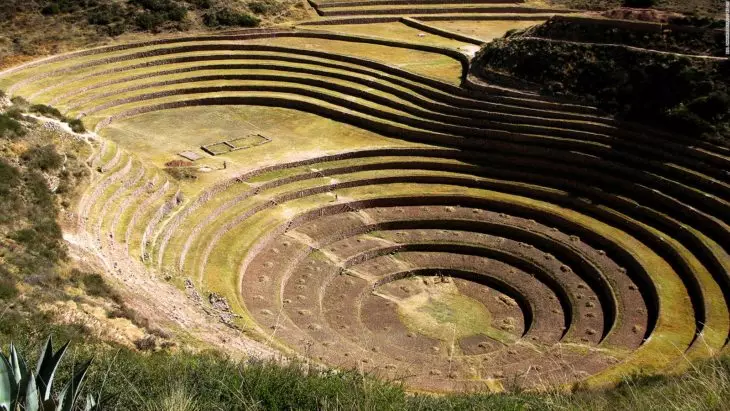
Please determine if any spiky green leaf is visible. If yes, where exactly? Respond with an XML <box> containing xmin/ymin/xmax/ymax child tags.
<box><xmin>25</xmin><ymin>370</ymin><xmax>40</xmax><ymax>411</ymax></box>
<box><xmin>0</xmin><ymin>352</ymin><xmax>18</xmax><ymax>411</ymax></box>
<box><xmin>36</xmin><ymin>337</ymin><xmax>70</xmax><ymax>401</ymax></box>
<box><xmin>9</xmin><ymin>343</ymin><xmax>30</xmax><ymax>398</ymax></box>
<box><xmin>56</xmin><ymin>360</ymin><xmax>92</xmax><ymax>411</ymax></box>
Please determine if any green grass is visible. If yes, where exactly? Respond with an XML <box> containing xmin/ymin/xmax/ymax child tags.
<box><xmin>394</xmin><ymin>278</ymin><xmax>518</xmax><ymax>345</ymax></box>
<box><xmin>423</xmin><ymin>19</ymin><xmax>546</xmax><ymax>42</ymax></box>
<box><xmin>300</xmin><ymin>21</ymin><xmax>470</xmax><ymax>49</ymax></box>
<box><xmin>2</xmin><ymin>316</ymin><xmax>730</xmax><ymax>410</ymax></box>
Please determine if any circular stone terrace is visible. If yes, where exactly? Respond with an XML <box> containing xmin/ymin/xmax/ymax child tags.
<box><xmin>1</xmin><ymin>1</ymin><xmax>729</xmax><ymax>392</ymax></box>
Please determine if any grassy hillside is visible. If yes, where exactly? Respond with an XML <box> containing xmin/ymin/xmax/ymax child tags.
<box><xmin>548</xmin><ymin>0</ymin><xmax>723</xmax><ymax>17</ymax></box>
<box><xmin>0</xmin><ymin>0</ymin><xmax>311</xmax><ymax>68</ymax></box>
<box><xmin>476</xmin><ymin>19</ymin><xmax>729</xmax><ymax>147</ymax></box>
<box><xmin>3</xmin><ymin>324</ymin><xmax>730</xmax><ymax>410</ymax></box>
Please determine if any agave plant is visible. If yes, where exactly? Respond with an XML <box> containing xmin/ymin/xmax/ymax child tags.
<box><xmin>0</xmin><ymin>337</ymin><xmax>101</xmax><ymax>411</ymax></box>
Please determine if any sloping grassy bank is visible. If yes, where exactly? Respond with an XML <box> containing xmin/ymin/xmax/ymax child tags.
<box><xmin>3</xmin><ymin>321</ymin><xmax>729</xmax><ymax>411</ymax></box>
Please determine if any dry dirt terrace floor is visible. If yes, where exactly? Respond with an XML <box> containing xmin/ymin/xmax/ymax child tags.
<box><xmin>2</xmin><ymin>3</ymin><xmax>729</xmax><ymax>393</ymax></box>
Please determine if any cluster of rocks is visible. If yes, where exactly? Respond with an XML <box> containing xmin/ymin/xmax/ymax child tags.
<box><xmin>184</xmin><ymin>278</ymin><xmax>240</xmax><ymax>329</ymax></box>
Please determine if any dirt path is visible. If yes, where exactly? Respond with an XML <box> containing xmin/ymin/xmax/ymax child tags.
<box><xmin>63</xmin><ymin>227</ymin><xmax>279</xmax><ymax>360</ymax></box>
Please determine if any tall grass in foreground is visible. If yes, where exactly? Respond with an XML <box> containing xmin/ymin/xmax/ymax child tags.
<box><xmin>2</xmin><ymin>325</ymin><xmax>729</xmax><ymax>410</ymax></box>
<box><xmin>44</xmin><ymin>350</ymin><xmax>730</xmax><ymax>410</ymax></box>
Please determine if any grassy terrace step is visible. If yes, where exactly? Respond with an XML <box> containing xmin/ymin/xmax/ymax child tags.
<box><xmin>331</xmin><ymin>218</ymin><xmax>638</xmax><ymax>344</ymax></box>
<box><xmin>128</xmin><ymin>131</ymin><xmax>724</xmax><ymax>292</ymax></box>
<box><xmin>317</xmin><ymin>5</ymin><xmax>573</xmax><ymax>18</ymax></box>
<box><xmin>98</xmin><ymin>162</ymin><xmax>146</xmax><ymax>241</ymax></box>
<box><xmin>2</xmin><ymin>31</ymin><xmax>469</xmax><ymax>90</ymax></box>
<box><xmin>155</xmin><ymin>156</ymin><xmax>472</xmax><ymax>268</ymax></box>
<box><xmin>5</xmin><ymin>43</ymin><xmax>704</xmax><ymax>167</ymax></box>
<box><xmin>333</xmin><ymin>234</ymin><xmax>603</xmax><ymax>344</ymax></box>
<box><xmin>47</xmin><ymin>59</ymin><xmax>612</xmax><ymax>132</ymax></box>
<box><xmin>148</xmin><ymin>154</ymin><xmax>727</xmax><ymax>347</ymax></box>
<box><xmin>63</xmin><ymin>72</ymin><xmax>730</xmax><ymax>177</ymax></box>
<box><xmin>2</xmin><ymin>34</ymin><xmax>602</xmax><ymax>116</ymax></box>
<box><xmin>86</xmin><ymin>157</ymin><xmax>142</xmax><ymax>239</ymax></box>
<box><xmin>299</xmin><ymin>20</ymin><xmax>475</xmax><ymax>47</ymax></box>
<box><xmin>110</xmin><ymin>167</ymin><xmax>158</xmax><ymax>239</ymax></box>
<box><xmin>33</xmin><ymin>54</ymin><xmax>607</xmax><ymax>127</ymax></box>
<box><xmin>68</xmin><ymin>80</ymin><xmax>626</xmax><ymax>149</ymax></box>
<box><xmin>300</xmin><ymin>14</ymin><xmax>563</xmax><ymax>26</ymax></box>
<box><xmin>76</xmin><ymin>89</ymin><xmax>730</xmax><ymax>193</ymax></box>
<box><xmin>77</xmin><ymin>148</ymin><xmax>129</xmax><ymax>225</ymax></box>
<box><xmin>125</xmin><ymin>179</ymin><xmax>174</xmax><ymax>257</ymax></box>
<box><xmin>81</xmin><ymin>95</ymin><xmax>728</xmax><ymax>304</ymax></box>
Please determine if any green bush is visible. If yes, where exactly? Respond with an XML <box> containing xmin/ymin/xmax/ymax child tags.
<box><xmin>41</xmin><ymin>0</ymin><xmax>96</xmax><ymax>16</ymax></box>
<box><xmin>189</xmin><ymin>0</ymin><xmax>211</xmax><ymax>9</ymax></box>
<box><xmin>131</xmin><ymin>0</ymin><xmax>188</xmax><ymax>23</ymax></box>
<box><xmin>67</xmin><ymin>118</ymin><xmax>86</xmax><ymax>133</ymax></box>
<box><xmin>0</xmin><ymin>113</ymin><xmax>25</xmax><ymax>139</ymax></box>
<box><xmin>41</xmin><ymin>3</ymin><xmax>62</xmax><ymax>15</ymax></box>
<box><xmin>87</xmin><ymin>4</ymin><xmax>126</xmax><ymax>26</ymax></box>
<box><xmin>10</xmin><ymin>96</ymin><xmax>28</xmax><ymax>109</ymax></box>
<box><xmin>135</xmin><ymin>12</ymin><xmax>164</xmax><ymax>30</ymax></box>
<box><xmin>29</xmin><ymin>103</ymin><xmax>65</xmax><ymax>120</ymax></box>
<box><xmin>203</xmin><ymin>8</ymin><xmax>260</xmax><ymax>27</ymax></box>
<box><xmin>21</xmin><ymin>144</ymin><xmax>64</xmax><ymax>171</ymax></box>
<box><xmin>0</xmin><ymin>275</ymin><xmax>18</xmax><ymax>300</ymax></box>
<box><xmin>249</xmin><ymin>0</ymin><xmax>284</xmax><ymax>15</ymax></box>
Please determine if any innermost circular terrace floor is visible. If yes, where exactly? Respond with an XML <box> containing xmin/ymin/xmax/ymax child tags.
<box><xmin>383</xmin><ymin>275</ymin><xmax>519</xmax><ymax>346</ymax></box>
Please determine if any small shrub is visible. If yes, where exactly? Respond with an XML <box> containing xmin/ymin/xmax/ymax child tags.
<box><xmin>164</xmin><ymin>166</ymin><xmax>198</xmax><ymax>180</ymax></box>
<box><xmin>109</xmin><ymin>305</ymin><xmax>150</xmax><ymax>329</ymax></box>
<box><xmin>686</xmin><ymin>91</ymin><xmax>730</xmax><ymax>122</ymax></box>
<box><xmin>104</xmin><ymin>23</ymin><xmax>128</xmax><ymax>36</ymax></box>
<box><xmin>68</xmin><ymin>118</ymin><xmax>86</xmax><ymax>133</ymax></box>
<box><xmin>190</xmin><ymin>0</ymin><xmax>212</xmax><ymax>9</ymax></box>
<box><xmin>135</xmin><ymin>12</ymin><xmax>164</xmax><ymax>30</ymax></box>
<box><xmin>131</xmin><ymin>0</ymin><xmax>188</xmax><ymax>25</ymax></box>
<box><xmin>203</xmin><ymin>8</ymin><xmax>260</xmax><ymax>27</ymax></box>
<box><xmin>135</xmin><ymin>335</ymin><xmax>157</xmax><ymax>351</ymax></box>
<box><xmin>5</xmin><ymin>107</ymin><xmax>24</xmax><ymax>120</ymax></box>
<box><xmin>21</xmin><ymin>144</ymin><xmax>64</xmax><ymax>171</ymax></box>
<box><xmin>0</xmin><ymin>275</ymin><xmax>18</xmax><ymax>300</ymax></box>
<box><xmin>0</xmin><ymin>113</ymin><xmax>26</xmax><ymax>139</ymax></box>
<box><xmin>29</xmin><ymin>103</ymin><xmax>65</xmax><ymax>120</ymax></box>
<box><xmin>249</xmin><ymin>0</ymin><xmax>283</xmax><ymax>15</ymax></box>
<box><xmin>41</xmin><ymin>3</ymin><xmax>62</xmax><ymax>15</ymax></box>
<box><xmin>10</xmin><ymin>96</ymin><xmax>28</xmax><ymax>108</ymax></box>
<box><xmin>87</xmin><ymin>4</ymin><xmax>126</xmax><ymax>25</ymax></box>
